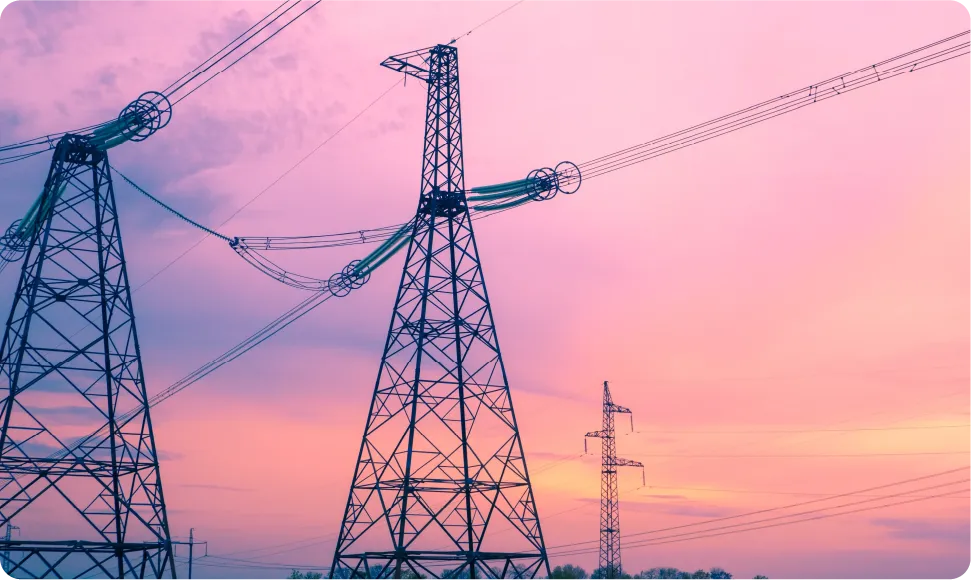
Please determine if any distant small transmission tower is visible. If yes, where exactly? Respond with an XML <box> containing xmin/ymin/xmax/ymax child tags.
<box><xmin>330</xmin><ymin>44</ymin><xmax>550</xmax><ymax>579</ymax></box>
<box><xmin>0</xmin><ymin>94</ymin><xmax>176</xmax><ymax>578</ymax></box>
<box><xmin>2</xmin><ymin>524</ymin><xmax>19</xmax><ymax>572</ymax></box>
<box><xmin>584</xmin><ymin>382</ymin><xmax>643</xmax><ymax>579</ymax></box>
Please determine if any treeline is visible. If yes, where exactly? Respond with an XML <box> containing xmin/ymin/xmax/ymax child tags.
<box><xmin>549</xmin><ymin>564</ymin><xmax>769</xmax><ymax>580</ymax></box>
<box><xmin>288</xmin><ymin>566</ymin><xmax>769</xmax><ymax>579</ymax></box>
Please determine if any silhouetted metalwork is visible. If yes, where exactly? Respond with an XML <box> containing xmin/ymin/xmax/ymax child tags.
<box><xmin>584</xmin><ymin>382</ymin><xmax>644</xmax><ymax>579</ymax></box>
<box><xmin>331</xmin><ymin>44</ymin><xmax>550</xmax><ymax>579</ymax></box>
<box><xmin>0</xmin><ymin>134</ymin><xmax>174</xmax><ymax>578</ymax></box>
<box><xmin>2</xmin><ymin>524</ymin><xmax>19</xmax><ymax>572</ymax></box>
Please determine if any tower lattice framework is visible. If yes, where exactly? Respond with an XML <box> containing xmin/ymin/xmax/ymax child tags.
<box><xmin>0</xmin><ymin>135</ymin><xmax>175</xmax><ymax>578</ymax></box>
<box><xmin>584</xmin><ymin>382</ymin><xmax>643</xmax><ymax>578</ymax></box>
<box><xmin>330</xmin><ymin>44</ymin><xmax>550</xmax><ymax>579</ymax></box>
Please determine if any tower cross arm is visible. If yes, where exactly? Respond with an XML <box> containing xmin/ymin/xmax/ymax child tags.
<box><xmin>607</xmin><ymin>457</ymin><xmax>643</xmax><ymax>468</ymax></box>
<box><xmin>608</xmin><ymin>400</ymin><xmax>635</xmax><ymax>431</ymax></box>
<box><xmin>609</xmin><ymin>457</ymin><xmax>646</xmax><ymax>486</ymax></box>
<box><xmin>380</xmin><ymin>46</ymin><xmax>446</xmax><ymax>82</ymax></box>
<box><xmin>583</xmin><ymin>429</ymin><xmax>609</xmax><ymax>453</ymax></box>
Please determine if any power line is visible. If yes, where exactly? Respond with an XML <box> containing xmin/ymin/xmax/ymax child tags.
<box><xmin>20</xmin><ymin>28</ymin><xmax>969</xmax><ymax>474</ymax></box>
<box><xmin>199</xmin><ymin>453</ymin><xmax>592</xmax><ymax>560</ymax></box>
<box><xmin>629</xmin><ymin>451</ymin><xmax>968</xmax><ymax>459</ymax></box>
<box><xmin>218</xmin><ymin>80</ymin><xmax>404</xmax><ymax>228</ymax></box>
<box><xmin>25</xmin><ymin>28</ymin><xmax>968</xmax><ymax>297</ymax></box>
<box><xmin>160</xmin><ymin>2</ymin><xmax>294</xmax><ymax>97</ymax></box>
<box><xmin>116</xmin><ymin>0</ymin><xmax>530</xmax><ymax>284</ymax></box>
<box><xmin>641</xmin><ymin>483</ymin><xmax>971</xmax><ymax>500</ymax></box>
<box><xmin>169</xmin><ymin>0</ymin><xmax>321</xmax><ymax>106</ymax></box>
<box><xmin>531</xmin><ymin>453</ymin><xmax>588</xmax><ymax>475</ymax></box>
<box><xmin>204</xmin><ymin>554</ymin><xmax>331</xmax><ymax>569</ymax></box>
<box><xmin>128</xmin><ymin>28</ymin><xmax>971</xmax><ymax>293</ymax></box>
<box><xmin>212</xmin><ymin>533</ymin><xmax>338</xmax><ymax>560</ymax></box>
<box><xmin>627</xmin><ymin>423</ymin><xmax>970</xmax><ymax>436</ymax></box>
<box><xmin>449</xmin><ymin>0</ymin><xmax>525</xmax><ymax>45</ymax></box>
<box><xmin>551</xmin><ymin>485</ymin><xmax>969</xmax><ymax>557</ymax></box>
<box><xmin>0</xmin><ymin>1</ymin><xmax>321</xmax><ymax>165</ymax></box>
<box><xmin>113</xmin><ymin>167</ymin><xmax>233</xmax><ymax>242</ymax></box>
<box><xmin>186</xmin><ymin>556</ymin><xmax>330</xmax><ymax>571</ymax></box>
<box><xmin>576</xmin><ymin>31</ymin><xmax>969</xmax><ymax>181</ymax></box>
<box><xmin>547</xmin><ymin>465</ymin><xmax>969</xmax><ymax>552</ymax></box>
<box><xmin>107</xmin><ymin>80</ymin><xmax>404</xmax><ymax>294</ymax></box>
<box><xmin>196</xmin><ymin>468</ymin><xmax>971</xmax><ymax>570</ymax></box>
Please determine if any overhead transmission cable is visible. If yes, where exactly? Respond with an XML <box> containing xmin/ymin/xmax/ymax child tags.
<box><xmin>448</xmin><ymin>0</ymin><xmax>525</xmax><ymax>45</ymax></box>
<box><xmin>547</xmin><ymin>465</ymin><xmax>970</xmax><ymax>556</ymax></box>
<box><xmin>165</xmin><ymin>0</ymin><xmax>317</xmax><ymax>105</ymax></box>
<box><xmin>642</xmin><ymin>483</ymin><xmax>971</xmax><ymax>499</ymax></box>
<box><xmin>46</xmin><ymin>28</ymin><xmax>965</xmax><ymax>565</ymax></box>
<box><xmin>627</xmin><ymin>450</ymin><xmax>968</xmax><ymax>459</ymax></box>
<box><xmin>551</xmin><ymin>485</ymin><xmax>969</xmax><ymax>557</ymax></box>
<box><xmin>213</xmin><ymin>533</ymin><xmax>338</xmax><ymax>560</ymax></box>
<box><xmin>196</xmin><ymin>480</ymin><xmax>969</xmax><ymax>571</ymax></box>
<box><xmin>67</xmin><ymin>26</ymin><xmax>971</xmax><ymax>411</ymax></box>
<box><xmin>0</xmin><ymin>0</ymin><xmax>320</xmax><ymax>164</ymax></box>
<box><xmin>185</xmin><ymin>558</ymin><xmax>330</xmax><ymax>573</ymax></box>
<box><xmin>576</xmin><ymin>31</ymin><xmax>969</xmax><ymax>181</ymax></box>
<box><xmin>627</xmin><ymin>423</ymin><xmax>970</xmax><ymax>435</ymax></box>
<box><xmin>176</xmin><ymin>28</ymin><xmax>971</xmax><ymax>274</ymax></box>
<box><xmin>225</xmin><ymin>29</ymin><xmax>971</xmax><ymax>289</ymax></box>
<box><xmin>4</xmin><ymin>1</ymin><xmax>526</xmax><ymax>434</ymax></box>
<box><xmin>32</xmin><ymin>29</ymin><xmax>971</xmax><ymax>466</ymax></box>
<box><xmin>108</xmin><ymin>168</ymin><xmax>514</xmax><ymax>291</ymax></box>
<box><xmin>105</xmin><ymin>0</ymin><xmax>527</xmax><ymax>287</ymax></box>
<box><xmin>113</xmin><ymin>168</ymin><xmax>233</xmax><ymax>243</ymax></box>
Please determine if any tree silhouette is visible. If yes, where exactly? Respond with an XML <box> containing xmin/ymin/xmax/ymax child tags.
<box><xmin>592</xmin><ymin>566</ymin><xmax>632</xmax><ymax>578</ymax></box>
<box><xmin>551</xmin><ymin>564</ymin><xmax>589</xmax><ymax>578</ymax></box>
<box><xmin>637</xmin><ymin>567</ymin><xmax>685</xmax><ymax>579</ymax></box>
<box><xmin>287</xmin><ymin>571</ymin><xmax>323</xmax><ymax>579</ymax></box>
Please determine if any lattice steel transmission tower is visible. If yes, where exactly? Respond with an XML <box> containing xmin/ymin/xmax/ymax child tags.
<box><xmin>330</xmin><ymin>44</ymin><xmax>550</xmax><ymax>579</ymax></box>
<box><xmin>0</xmin><ymin>94</ymin><xmax>176</xmax><ymax>579</ymax></box>
<box><xmin>584</xmin><ymin>382</ymin><xmax>643</xmax><ymax>579</ymax></box>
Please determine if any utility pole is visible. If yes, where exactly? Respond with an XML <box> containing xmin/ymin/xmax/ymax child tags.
<box><xmin>585</xmin><ymin>381</ymin><xmax>644</xmax><ymax>579</ymax></box>
<box><xmin>170</xmin><ymin>529</ymin><xmax>207</xmax><ymax>579</ymax></box>
<box><xmin>2</xmin><ymin>524</ymin><xmax>19</xmax><ymax>573</ymax></box>
<box><xmin>188</xmin><ymin>528</ymin><xmax>194</xmax><ymax>579</ymax></box>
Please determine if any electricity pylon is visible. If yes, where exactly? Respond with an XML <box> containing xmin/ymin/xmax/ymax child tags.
<box><xmin>330</xmin><ymin>44</ymin><xmax>550</xmax><ymax>579</ymax></box>
<box><xmin>584</xmin><ymin>382</ymin><xmax>643</xmax><ymax>579</ymax></box>
<box><xmin>0</xmin><ymin>94</ymin><xmax>176</xmax><ymax>579</ymax></box>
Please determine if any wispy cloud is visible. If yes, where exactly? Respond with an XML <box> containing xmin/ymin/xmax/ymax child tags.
<box><xmin>871</xmin><ymin>517</ymin><xmax>971</xmax><ymax>545</ymax></box>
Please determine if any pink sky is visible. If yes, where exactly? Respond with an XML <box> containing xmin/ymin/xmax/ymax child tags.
<box><xmin>0</xmin><ymin>1</ymin><xmax>968</xmax><ymax>578</ymax></box>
